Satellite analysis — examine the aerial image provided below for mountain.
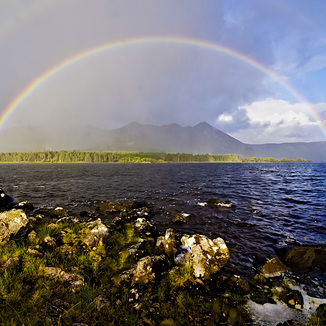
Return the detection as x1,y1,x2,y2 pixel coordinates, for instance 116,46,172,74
0,122,325,161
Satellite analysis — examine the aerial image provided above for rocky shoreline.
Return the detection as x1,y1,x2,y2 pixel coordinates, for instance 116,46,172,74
0,187,325,325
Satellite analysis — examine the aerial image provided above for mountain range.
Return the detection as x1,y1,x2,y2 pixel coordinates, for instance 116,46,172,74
0,121,325,162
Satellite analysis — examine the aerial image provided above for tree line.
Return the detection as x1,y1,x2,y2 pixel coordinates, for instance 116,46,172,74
0,151,310,163
0,151,243,163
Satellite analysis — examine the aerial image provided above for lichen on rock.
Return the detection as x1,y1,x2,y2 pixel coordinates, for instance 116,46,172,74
0,209,29,245
181,234,230,279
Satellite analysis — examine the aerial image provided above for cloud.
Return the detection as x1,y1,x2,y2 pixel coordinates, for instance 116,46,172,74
228,99,325,143
1,0,326,145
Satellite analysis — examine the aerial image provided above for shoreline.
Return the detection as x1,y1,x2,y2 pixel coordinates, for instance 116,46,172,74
0,191,325,325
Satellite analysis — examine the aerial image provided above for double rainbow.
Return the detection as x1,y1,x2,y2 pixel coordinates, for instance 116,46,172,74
1,36,325,138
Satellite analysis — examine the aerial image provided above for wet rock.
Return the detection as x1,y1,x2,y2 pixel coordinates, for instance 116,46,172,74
98,201,148,214
84,219,109,250
285,289,304,309
0,187,13,209
277,246,316,269
251,209,261,214
16,201,34,211
226,275,251,295
207,198,233,208
250,291,276,305
121,207,152,221
132,255,168,286
0,209,28,245
260,257,289,278
1,256,21,271
172,210,189,223
181,234,230,279
94,295,110,311
315,247,326,269
253,252,267,269
33,208,57,219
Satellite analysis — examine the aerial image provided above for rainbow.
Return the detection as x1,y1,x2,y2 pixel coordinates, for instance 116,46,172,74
1,36,325,137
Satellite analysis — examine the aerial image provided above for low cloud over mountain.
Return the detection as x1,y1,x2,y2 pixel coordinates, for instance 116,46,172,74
0,122,325,162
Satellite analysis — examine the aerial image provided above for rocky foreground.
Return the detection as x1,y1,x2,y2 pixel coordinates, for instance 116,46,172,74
0,188,325,325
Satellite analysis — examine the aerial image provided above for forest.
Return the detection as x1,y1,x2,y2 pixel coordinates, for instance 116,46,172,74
0,151,310,163
0,151,243,163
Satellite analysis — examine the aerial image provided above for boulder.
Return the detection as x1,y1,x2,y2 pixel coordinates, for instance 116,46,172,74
253,252,267,269
16,201,34,211
207,198,233,208
53,207,68,218
43,236,57,249
43,267,84,291
277,246,317,270
155,228,179,259
60,271,84,290
127,238,151,260
84,219,109,250
98,201,148,214
172,210,189,223
260,257,289,278
181,234,230,279
43,267,62,280
226,275,251,295
315,247,326,269
121,207,152,220
45,298,70,326
133,218,157,238
132,255,168,285
0,187,13,208
0,209,28,245
94,295,110,311
57,244,75,255
27,230,38,244
250,291,276,305
285,289,304,309
56,216,79,224
1,256,21,271
27,248,43,257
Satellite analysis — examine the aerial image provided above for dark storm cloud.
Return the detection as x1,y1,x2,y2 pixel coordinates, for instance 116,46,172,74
0,0,325,144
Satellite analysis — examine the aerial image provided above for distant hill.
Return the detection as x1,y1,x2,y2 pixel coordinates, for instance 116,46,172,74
0,122,325,161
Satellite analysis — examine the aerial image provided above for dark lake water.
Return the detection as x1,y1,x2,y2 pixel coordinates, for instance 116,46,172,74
1,163,325,290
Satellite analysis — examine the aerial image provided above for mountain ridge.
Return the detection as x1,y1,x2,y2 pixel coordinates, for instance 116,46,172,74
0,122,325,161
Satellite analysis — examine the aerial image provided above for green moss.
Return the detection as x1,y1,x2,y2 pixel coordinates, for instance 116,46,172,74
0,214,253,325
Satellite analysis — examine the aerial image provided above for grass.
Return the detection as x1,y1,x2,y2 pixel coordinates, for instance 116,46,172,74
0,211,253,325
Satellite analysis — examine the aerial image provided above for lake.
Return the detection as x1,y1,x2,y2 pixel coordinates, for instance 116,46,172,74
1,162,325,290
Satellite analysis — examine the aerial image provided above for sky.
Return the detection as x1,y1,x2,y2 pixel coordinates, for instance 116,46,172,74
0,0,326,144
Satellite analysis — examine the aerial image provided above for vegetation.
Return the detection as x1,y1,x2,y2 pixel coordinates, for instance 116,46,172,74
0,206,251,325
243,156,310,162
0,150,310,163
